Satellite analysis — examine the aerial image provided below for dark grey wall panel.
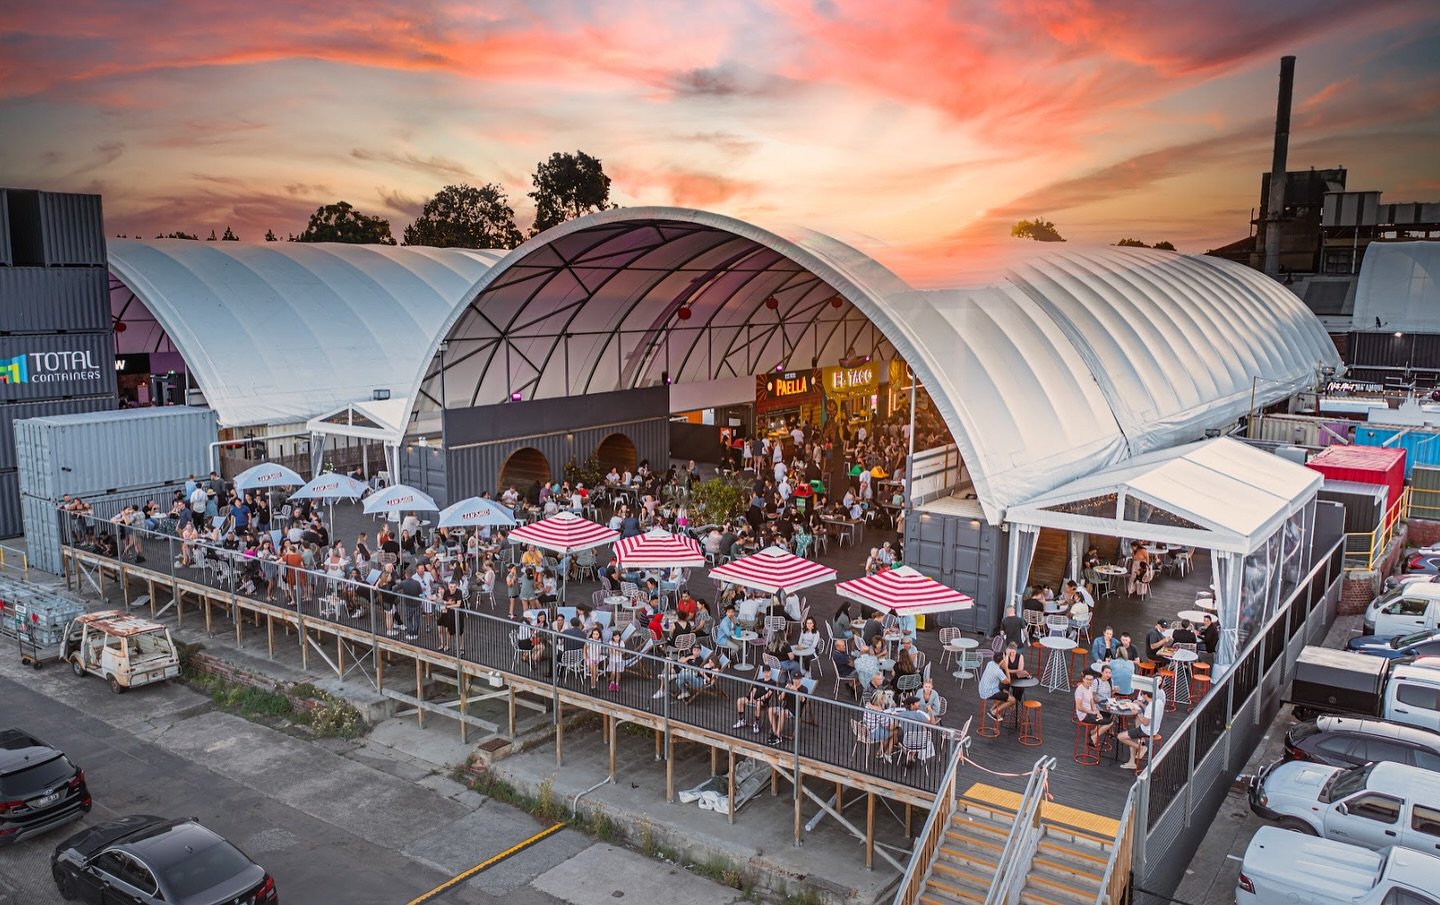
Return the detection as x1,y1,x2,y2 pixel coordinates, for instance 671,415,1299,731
444,386,669,446
0,267,110,333
0,397,115,470
446,417,669,501
399,444,449,508
0,190,11,267
0,334,118,402
904,509,1005,633
0,470,19,538
670,421,722,463
2,190,106,267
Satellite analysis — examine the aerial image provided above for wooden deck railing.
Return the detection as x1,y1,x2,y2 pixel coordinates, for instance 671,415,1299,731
1094,782,1139,905
891,731,968,905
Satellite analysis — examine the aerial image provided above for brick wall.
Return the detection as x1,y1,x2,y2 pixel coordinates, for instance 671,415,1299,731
1340,573,1378,615
1407,519,1440,548
186,651,322,714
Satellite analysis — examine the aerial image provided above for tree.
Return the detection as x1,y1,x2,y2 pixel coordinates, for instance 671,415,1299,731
528,150,615,235
1115,238,1148,247
265,229,278,242
403,183,523,249
297,201,396,244
206,229,217,241
221,226,239,241
1011,218,1065,242
688,476,749,525
1152,240,1176,251
156,231,198,240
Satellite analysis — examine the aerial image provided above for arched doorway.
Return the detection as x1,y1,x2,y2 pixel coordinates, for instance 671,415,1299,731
593,433,637,474
498,447,550,493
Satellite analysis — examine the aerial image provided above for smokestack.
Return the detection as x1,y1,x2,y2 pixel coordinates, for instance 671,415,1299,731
1264,56,1296,277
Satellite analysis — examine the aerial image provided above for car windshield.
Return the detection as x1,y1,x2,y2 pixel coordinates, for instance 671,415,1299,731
1393,630,1438,649
0,755,73,798
1321,763,1374,803
159,840,253,899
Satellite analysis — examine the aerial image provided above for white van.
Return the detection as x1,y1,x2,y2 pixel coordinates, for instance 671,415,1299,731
1364,583,1440,636
61,610,180,693
1236,826,1440,905
1249,760,1440,852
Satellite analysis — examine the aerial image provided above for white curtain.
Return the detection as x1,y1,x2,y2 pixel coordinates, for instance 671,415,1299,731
1006,523,1042,608
309,432,325,479
1068,531,1088,582
1211,549,1244,669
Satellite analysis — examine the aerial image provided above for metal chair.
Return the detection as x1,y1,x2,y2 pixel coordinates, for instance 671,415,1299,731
850,718,879,766
1046,615,1070,636
896,673,922,694
938,628,961,670
1071,612,1093,644
558,648,587,683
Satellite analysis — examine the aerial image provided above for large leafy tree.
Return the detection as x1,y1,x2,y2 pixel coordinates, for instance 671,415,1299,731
297,201,396,244
528,150,615,235
1011,218,1065,242
1152,240,1176,251
403,183,523,249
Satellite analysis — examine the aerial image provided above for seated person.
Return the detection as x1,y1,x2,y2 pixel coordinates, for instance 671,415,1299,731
977,652,1015,723
766,672,805,745
1170,619,1199,646
732,667,776,734
674,648,723,701
916,677,944,723
1108,656,1136,695
1074,673,1114,747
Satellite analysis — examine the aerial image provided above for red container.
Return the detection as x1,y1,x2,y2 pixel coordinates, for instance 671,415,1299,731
1307,446,1407,523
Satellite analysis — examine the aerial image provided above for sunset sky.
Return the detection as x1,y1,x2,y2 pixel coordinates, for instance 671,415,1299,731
2,0,1437,285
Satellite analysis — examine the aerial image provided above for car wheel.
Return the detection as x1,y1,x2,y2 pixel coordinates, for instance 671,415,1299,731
53,865,78,900
108,675,125,694
1279,818,1318,835
71,656,85,677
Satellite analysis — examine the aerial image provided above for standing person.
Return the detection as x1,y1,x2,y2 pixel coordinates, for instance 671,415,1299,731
606,629,626,692
1000,605,1027,649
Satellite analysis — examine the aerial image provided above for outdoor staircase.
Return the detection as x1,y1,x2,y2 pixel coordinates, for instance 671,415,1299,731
917,790,1116,905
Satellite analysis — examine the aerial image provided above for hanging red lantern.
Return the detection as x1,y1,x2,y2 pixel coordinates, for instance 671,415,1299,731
830,295,844,308
764,296,779,310
114,321,128,332
676,306,692,320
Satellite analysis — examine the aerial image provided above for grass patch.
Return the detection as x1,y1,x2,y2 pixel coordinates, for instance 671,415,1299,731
187,670,293,719
178,651,368,740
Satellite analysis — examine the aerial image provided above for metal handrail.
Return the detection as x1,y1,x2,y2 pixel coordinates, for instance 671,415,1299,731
891,731,969,905
0,543,28,581
1343,486,1409,572
1092,782,1139,905
984,756,1054,905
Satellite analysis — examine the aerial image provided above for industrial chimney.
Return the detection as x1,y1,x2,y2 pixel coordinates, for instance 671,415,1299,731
1264,56,1296,277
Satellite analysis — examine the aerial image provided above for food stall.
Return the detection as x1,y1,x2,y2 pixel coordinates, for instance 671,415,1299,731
755,369,822,448
822,363,880,438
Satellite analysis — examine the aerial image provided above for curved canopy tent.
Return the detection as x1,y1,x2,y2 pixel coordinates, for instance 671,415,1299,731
1352,241,1440,333
1005,437,1323,666
108,240,507,429
413,208,1340,523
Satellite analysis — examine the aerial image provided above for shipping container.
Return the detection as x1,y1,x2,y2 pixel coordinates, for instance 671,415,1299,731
2,189,106,266
902,495,1004,634
23,480,189,575
1348,332,1440,372
0,267,110,333
0,397,116,470
1353,425,1440,479
1317,480,1387,535
1412,466,1440,522
0,189,11,266
0,470,18,538
1306,445,1406,524
13,406,216,503
0,333,118,402
1255,413,1355,447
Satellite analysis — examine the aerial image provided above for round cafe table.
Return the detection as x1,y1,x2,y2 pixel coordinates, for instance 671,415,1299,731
1095,564,1126,598
1195,597,1218,612
791,643,816,673
1168,648,1199,707
948,637,979,680
1176,609,1208,625
1039,636,1075,694
604,595,630,608
733,630,759,671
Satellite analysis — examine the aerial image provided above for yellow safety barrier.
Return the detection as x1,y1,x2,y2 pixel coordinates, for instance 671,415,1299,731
1344,486,1410,573
0,544,28,582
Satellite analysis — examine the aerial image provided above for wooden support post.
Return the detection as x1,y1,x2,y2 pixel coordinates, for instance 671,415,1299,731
121,566,130,608
337,635,344,681
905,803,913,838
175,585,183,628
666,743,674,803
608,717,618,781
507,684,515,737
654,728,661,760
267,616,274,658
376,650,384,693
97,562,105,595
298,615,308,669
794,774,803,846
147,579,156,615
835,781,844,812
203,595,212,634
415,659,425,728
459,671,469,744
556,699,564,765
771,769,779,796
710,746,718,777
235,608,243,647
865,793,876,870
727,749,736,826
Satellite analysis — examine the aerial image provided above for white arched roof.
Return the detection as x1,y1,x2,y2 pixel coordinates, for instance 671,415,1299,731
108,240,506,428
417,208,1339,523
1353,241,1440,332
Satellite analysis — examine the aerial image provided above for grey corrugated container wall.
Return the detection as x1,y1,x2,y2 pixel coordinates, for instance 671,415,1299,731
1412,466,1440,520
2,190,106,266
14,406,217,504
0,267,110,333
0,334,118,403
0,189,11,266
0,470,19,538
22,481,188,575
0,397,117,470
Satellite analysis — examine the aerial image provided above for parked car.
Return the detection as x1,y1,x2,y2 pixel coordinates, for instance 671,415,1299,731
1347,628,1440,660
62,611,180,693
1248,760,1440,852
1288,646,1440,730
0,729,92,845
1381,573,1440,593
1363,582,1440,635
1236,826,1440,905
1284,715,1440,771
51,815,277,904
1402,552,1440,576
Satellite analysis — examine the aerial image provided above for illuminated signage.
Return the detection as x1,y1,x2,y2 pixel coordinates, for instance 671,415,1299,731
823,364,877,395
0,350,104,385
770,371,811,398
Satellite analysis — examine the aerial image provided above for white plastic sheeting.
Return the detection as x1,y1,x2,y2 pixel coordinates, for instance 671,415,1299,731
418,208,1339,523
1352,241,1440,332
107,240,506,428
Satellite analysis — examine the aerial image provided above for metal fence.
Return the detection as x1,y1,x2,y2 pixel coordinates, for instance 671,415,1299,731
1133,534,1344,901
58,510,962,797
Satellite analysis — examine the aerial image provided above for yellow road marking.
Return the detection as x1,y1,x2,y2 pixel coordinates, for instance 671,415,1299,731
404,822,566,905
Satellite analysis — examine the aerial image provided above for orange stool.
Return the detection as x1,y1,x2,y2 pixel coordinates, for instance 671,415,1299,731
1132,734,1163,773
1136,661,1156,677
1191,661,1211,674
1190,673,1212,701
1072,718,1100,766
1070,647,1089,681
977,700,1001,738
1157,669,1177,710
1019,700,1043,747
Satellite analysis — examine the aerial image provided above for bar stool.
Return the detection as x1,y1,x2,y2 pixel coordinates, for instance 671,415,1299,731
1072,717,1100,766
977,700,1001,738
1157,669,1177,711
1019,700,1043,747
1136,661,1156,678
1190,673,1212,702
1133,734,1163,773
1070,646,1089,682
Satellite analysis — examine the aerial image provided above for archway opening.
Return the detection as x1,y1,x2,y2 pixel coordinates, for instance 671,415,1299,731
593,433,638,474
498,447,551,493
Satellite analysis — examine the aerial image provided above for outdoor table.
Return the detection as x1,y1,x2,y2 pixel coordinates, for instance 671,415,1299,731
733,630,759,671
1169,648,1199,707
1195,597,1218,612
1176,609,1208,625
1095,564,1126,598
792,643,816,673
1091,661,1110,674
821,517,860,548
1043,602,1067,615
1038,636,1075,694
1009,677,1040,727
604,595,629,609
878,657,896,673
949,638,979,680
882,628,903,660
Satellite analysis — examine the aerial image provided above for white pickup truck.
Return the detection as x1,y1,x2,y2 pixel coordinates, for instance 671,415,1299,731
1237,826,1439,905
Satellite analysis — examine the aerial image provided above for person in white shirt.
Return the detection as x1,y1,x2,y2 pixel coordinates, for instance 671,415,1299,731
856,425,868,442
842,489,856,509
772,442,783,466
773,459,787,483
790,426,804,447
605,468,620,485
858,468,872,496
501,486,520,508
1118,688,1164,770
848,501,863,520
777,478,791,502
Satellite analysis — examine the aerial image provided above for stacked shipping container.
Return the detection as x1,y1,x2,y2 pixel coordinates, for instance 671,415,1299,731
0,188,118,537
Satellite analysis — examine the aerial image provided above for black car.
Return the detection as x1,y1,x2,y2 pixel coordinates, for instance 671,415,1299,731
52,815,277,905
0,728,92,844
1403,553,1440,575
1283,714,1440,771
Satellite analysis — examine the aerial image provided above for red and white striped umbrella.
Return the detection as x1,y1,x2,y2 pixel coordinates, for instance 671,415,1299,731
507,511,617,554
835,565,973,616
615,528,705,569
708,545,835,594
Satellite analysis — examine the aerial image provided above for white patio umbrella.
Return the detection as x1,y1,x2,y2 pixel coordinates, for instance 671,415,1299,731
437,497,518,529
289,472,370,532
362,484,439,523
232,462,305,491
